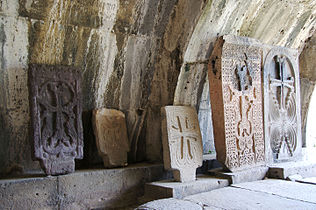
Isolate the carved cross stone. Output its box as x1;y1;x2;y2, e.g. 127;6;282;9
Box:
92;108;130;168
28;64;83;175
264;49;301;162
208;35;265;172
161;106;203;182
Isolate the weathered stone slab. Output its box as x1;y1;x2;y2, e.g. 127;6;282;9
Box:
92;108;129;168
137;198;203;210
28;64;83;175
263;47;302;163
143;175;229;201
161;106;203;182
232;179;316;204
184;183;316;210
208;35;265;172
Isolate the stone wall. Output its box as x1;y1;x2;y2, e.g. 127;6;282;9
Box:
0;0;316;176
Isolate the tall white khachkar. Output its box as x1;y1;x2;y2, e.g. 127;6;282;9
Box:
161;106;203;182
208;35;265;172
263;47;302;163
92;108;130;168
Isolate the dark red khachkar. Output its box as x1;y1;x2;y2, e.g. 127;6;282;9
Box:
28;64;83;175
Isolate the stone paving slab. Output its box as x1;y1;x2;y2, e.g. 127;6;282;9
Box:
232;179;316;204
184;185;316;210
268;161;316;179
296;177;316;185
137;198;203;210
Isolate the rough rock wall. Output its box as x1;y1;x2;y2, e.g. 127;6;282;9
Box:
174;0;316;153
0;0;207;176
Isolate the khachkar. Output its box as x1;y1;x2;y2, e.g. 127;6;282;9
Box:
208;35;265;172
92;108;130;168
28;64;83;175
161;106;203;182
263;47;301;163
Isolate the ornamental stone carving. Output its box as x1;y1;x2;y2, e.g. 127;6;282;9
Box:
161;106;203;182
92;108;130;168
263;48;302;163
208;35;265;172
28;64;83;175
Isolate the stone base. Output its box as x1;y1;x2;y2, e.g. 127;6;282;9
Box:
141;175;229;202
209;166;269;184
268;161;316;179
0;163;167;209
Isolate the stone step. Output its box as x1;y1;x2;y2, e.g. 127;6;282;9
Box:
208;166;269;184
140;175;229;203
268;161;316;179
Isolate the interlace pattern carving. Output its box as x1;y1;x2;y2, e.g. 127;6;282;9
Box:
221;44;264;171
28;64;83;175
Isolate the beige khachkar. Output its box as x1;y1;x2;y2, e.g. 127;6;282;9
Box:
92;108;130;168
161;106;203;182
208;35;265;172
263;47;302;163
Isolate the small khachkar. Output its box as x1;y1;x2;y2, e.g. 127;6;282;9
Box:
92;108;130;168
263;47;302;162
208;35;265;172
28;64;83;175
161;106;203;182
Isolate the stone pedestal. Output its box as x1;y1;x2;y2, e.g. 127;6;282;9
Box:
28;64;83;175
92;108;130;168
208;35;265;172
161;106;203;182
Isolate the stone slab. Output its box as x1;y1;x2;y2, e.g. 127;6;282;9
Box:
209;166;269;184
268;161;316;179
161;106;203;182
208;35;265;172
0;164;166;209
296;177;316;185
137;198;203;210
28;64;83;175
92;108;130;168
143;175;229;201
232;179;316;204
185;184;316;210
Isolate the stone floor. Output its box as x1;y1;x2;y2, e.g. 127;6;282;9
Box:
137;178;316;210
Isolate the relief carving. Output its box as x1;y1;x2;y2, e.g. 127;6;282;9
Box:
28;64;83;175
161;106;203;182
209;36;265;172
264;49;302;162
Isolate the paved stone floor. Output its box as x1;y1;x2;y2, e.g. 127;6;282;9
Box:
137;178;316;210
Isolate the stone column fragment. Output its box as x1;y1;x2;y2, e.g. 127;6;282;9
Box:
263;47;302;163
28;64;83;175
208;35;265;172
161;106;203;182
92;108;129;168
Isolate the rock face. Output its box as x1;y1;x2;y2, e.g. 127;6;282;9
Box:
263;47;302;163
92;108;129;168
208;35;265;172
28;64;83;175
161;106;203;182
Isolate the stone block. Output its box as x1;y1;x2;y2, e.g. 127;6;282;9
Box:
137;198;203;210
28;64;83;175
268;161;316;179
208;35;265;172
92;108;129;168
143;175;229;201
0;176;58;210
161;106;203;182
209;166;269;184
263;47;302;163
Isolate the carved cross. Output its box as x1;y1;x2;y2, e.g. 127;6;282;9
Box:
170;116;199;159
270;55;295;156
